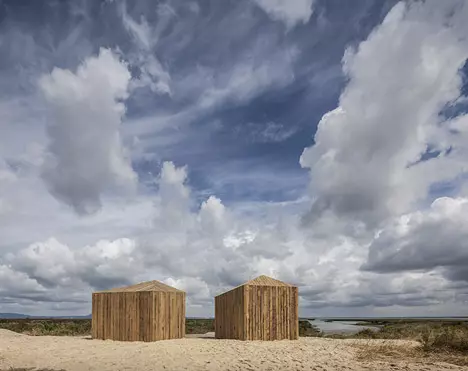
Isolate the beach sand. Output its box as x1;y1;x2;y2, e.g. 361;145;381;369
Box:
0;329;465;371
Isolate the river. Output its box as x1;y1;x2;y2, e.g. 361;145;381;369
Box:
308;319;380;335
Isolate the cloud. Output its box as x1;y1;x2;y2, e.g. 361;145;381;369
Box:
196;43;299;110
233;121;298;143
3;236;140;300
2;159;467;316
38;48;137;215
251;0;315;29
363;197;468;277
300;0;468;229
119;2;172;95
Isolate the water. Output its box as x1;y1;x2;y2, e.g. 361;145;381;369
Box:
309;319;380;335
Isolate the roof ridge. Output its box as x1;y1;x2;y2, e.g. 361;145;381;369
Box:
245;275;292;286
215;275;294;297
94;279;184;293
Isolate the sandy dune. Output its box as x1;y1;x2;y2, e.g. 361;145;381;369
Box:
0;329;464;371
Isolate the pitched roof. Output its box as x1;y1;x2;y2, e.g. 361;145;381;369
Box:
244;275;292;287
94;280;184;293
215;275;294;297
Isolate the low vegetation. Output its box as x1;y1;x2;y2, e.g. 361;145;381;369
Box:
298;320;322;337
329;320;468;366
0;319;91;336
185;319;214;334
347;321;468;351
0;318;318;337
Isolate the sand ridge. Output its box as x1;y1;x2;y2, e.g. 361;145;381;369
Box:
0;330;465;371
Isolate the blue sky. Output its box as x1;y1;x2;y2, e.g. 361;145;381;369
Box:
1;0;468;317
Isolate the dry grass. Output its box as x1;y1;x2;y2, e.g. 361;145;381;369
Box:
418;324;468;352
347;321;468;366
354;339;423;361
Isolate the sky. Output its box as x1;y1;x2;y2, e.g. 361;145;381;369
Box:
1;0;468;318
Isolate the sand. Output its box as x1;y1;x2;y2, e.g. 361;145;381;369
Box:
0;330;465;371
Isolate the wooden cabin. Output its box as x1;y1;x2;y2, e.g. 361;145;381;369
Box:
92;280;185;341
215;275;299;340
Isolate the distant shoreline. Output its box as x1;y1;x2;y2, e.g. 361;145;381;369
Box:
1;313;467;322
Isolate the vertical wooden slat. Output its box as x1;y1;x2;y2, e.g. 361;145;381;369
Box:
161;292;166;340
292;286;298;339
132;292;138;341
159;291;164;341
232;290;237;339
284;287;288;340
218;295;221;338
107;293;111;340
182;292;186;338
252;286;256;340
215;296;218;338
154;292;159;341
100;294;105;339
286;287;290;340
138;292;145;341
278;287;283;340
230;292;232;339
272;286;277;340
95;293;99;339
283;287;288;340
229;292;232;339
91;294;95;338
102;293;107;340
258;286;262;340
266;287;271;341
173;292;177;339
169;292;174;339
218;295;221;339
148;291;152;341
149;291;154;341
264;288;268;341
103;293;107;339
250;285;254;340
245;288;248;340
256;286;259;340
175;293;179;339
120;292;125;341
110;293;115;341
224;294;227;339
126;292;131;341
96;293;100;339
166;292;171;339
286;287;290;339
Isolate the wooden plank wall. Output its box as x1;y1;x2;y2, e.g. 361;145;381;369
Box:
152;292;185;340
91;291;185;341
244;285;298;340
214;286;245;339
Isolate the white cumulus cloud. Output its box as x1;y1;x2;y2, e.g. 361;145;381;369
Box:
39;48;137;215
300;0;468;229
251;0;315;29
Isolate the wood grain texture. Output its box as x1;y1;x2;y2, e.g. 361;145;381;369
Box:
214;275;298;341
92;280;185;342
